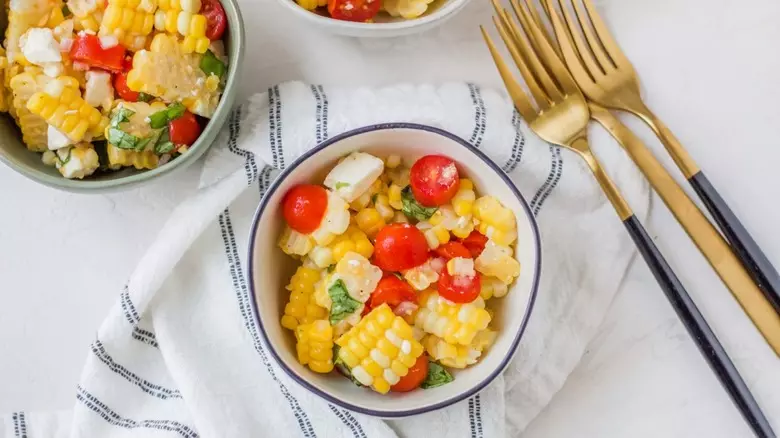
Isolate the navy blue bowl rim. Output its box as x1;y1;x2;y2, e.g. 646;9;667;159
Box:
246;122;542;418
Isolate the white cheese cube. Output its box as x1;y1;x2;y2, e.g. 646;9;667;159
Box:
84;70;114;108
42;62;63;78
47;125;73;150
56;146;99;179
20;28;62;65
324;152;384;202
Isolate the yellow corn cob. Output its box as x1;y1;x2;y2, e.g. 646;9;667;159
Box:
106;143;159;169
403;258;442;291
281;266;327;330
388;168;410;188
474;240;521;285
47;4;66;26
0;50;9;113
70;0;104;31
155;0;210;54
373;194;394;221
9;71;65;150
451;178;475;217
4;0;60;63
99;0;156;51
479;276;508;300
26;77;107;143
388;184;403;210
335;304;424;394
423;328;496;369
126;33;221;118
295;320;334;373
422;224;450;250
279;226;315;257
385;154;401;169
294;0;325;10
308;226;373;269
355;208;385;238
473;196;517;246
383;0;434;19
414;290;491;346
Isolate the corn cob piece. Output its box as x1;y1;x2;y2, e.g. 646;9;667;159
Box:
126;33;222;118
295;320;334;373
422;328;496;369
279;226;315;257
0;50;9;113
480;275;508;300
308;226;373;269
414;290;491;346
99;0;156;51
417;221;450;250
5;0;61;63
388;184;403;210
382;0;434;19
474;239;521;285
281;266;327;331
373;194;394;221
403;257;443;291
354;208;385;238
26;77;106;143
55;143;99;178
69;0;104;31
385;154;401;169
473;195;517;246
9;69;54;151
106;143;159;169
335;304;425;394
294;0;325;11
154;0;210;54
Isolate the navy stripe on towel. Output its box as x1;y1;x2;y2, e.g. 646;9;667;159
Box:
311;85;330;143
218;209;316;438
474;394;483;438
530;146;565;215
12;412;27;438
503;110;525;173
76;386;198;438
121;287;159;348
91;340;182;400
268;86;285;170
468;83;487;148
468;397;477;438
226;105;257;183
328;406;367;438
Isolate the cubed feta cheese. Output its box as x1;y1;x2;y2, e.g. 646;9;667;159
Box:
324;152;384;202
42;62;63;78
84;70;113;108
47;125;73;150
56;146;99;179
20;28;62;65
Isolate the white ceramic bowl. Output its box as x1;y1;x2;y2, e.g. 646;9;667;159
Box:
276;0;470;37
248;123;541;417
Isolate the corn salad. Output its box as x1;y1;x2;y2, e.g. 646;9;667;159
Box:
277;151;522;394
1;0;230;179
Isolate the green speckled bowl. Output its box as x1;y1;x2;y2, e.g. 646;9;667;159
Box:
0;0;244;192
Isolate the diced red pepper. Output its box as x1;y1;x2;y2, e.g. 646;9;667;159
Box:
69;33;126;73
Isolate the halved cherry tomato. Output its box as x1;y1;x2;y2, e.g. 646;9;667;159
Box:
202;0;227;40
69;33;125;72
460;230;488;258
282;185;328;234
438;269;481;303
113;72;139;101
373;224;429;272
409;155;460;207
368;275;417;311
434;242;472;261
169;111;202;146
328;0;380;22
391;354;428;392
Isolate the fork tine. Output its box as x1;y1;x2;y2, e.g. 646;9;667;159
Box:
581;0;629;67
543;0;598;88
480;26;538;122
555;0;605;79
571;0;615;70
515;0;580;96
498;7;564;103
524;0;562;57
509;0;544;61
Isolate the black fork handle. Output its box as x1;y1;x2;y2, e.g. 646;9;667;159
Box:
689;171;780;315
623;215;775;438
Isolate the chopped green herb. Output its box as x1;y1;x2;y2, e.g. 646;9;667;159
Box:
135;136;153;152
148;102;186;129
401;185;438;221
110;107;135;128
55;147;72;166
153;127;175;154
371;193;378;204
334;182;350;190
199;49;227;78
420;361;454;389
327;264;336;273
328;279;361;325
107;127;140;150
137;92;153;103
61;4;70;16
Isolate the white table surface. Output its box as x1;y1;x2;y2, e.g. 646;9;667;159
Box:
2;0;779;436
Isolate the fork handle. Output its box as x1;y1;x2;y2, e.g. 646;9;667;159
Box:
689;171;780;315
623;215;776;438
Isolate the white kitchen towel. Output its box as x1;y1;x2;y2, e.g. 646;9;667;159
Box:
2;82;649;438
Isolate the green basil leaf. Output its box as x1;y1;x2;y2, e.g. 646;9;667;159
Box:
166;102;186;121
135;136;152;152
61;4;70;16
153;127;174;154
327;264;336;273
55;147;72;166
149;102;186;129
137;92;153;102
110;107;135;128
420;361;454;389
199;49;227;78
107;127;140;150
328;279;361;325
401;185;438;221
335;182;350;190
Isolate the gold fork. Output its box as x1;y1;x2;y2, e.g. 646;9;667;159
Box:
546;0;780;318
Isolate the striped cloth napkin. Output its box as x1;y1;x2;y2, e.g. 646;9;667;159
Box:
2;82;649;438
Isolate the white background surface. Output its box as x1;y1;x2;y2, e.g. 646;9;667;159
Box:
2;0;780;436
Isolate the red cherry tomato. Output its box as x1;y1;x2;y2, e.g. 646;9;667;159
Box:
409;155;460;207
391;355;428;392
438;269;481;303
460;230;489;258
434;242;472;261
282;185;328;234
368;275;417;311
202;0;227;40
69;33;126;72
327;0;380;22
113;72;139;101
373;224;429;272
168;111;202;146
